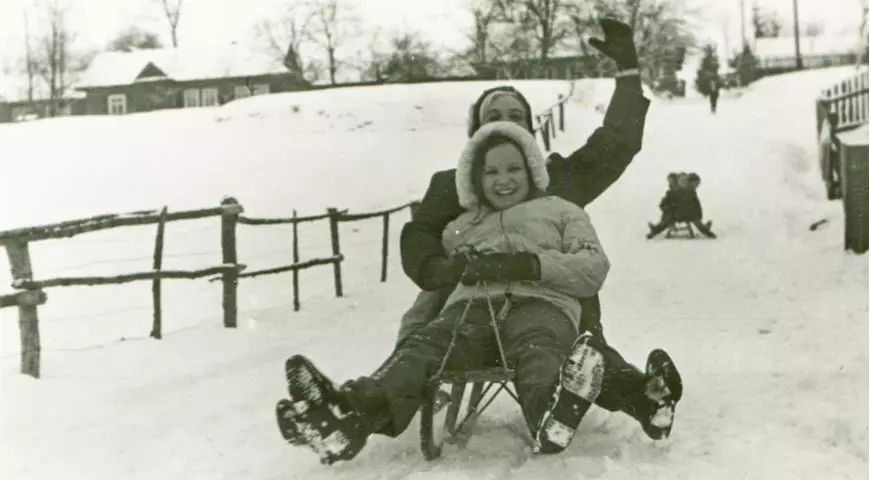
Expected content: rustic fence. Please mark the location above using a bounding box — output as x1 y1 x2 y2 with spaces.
535 81 575 152
0 197 415 378
0 83 578 378
815 66 869 254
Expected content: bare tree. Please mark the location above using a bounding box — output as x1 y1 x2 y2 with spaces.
253 4 316 83
752 4 782 39
308 0 359 85
353 29 391 82
24 6 37 104
464 0 503 64
109 26 163 52
155 0 184 47
31 0 84 117
382 30 444 82
565 0 698 83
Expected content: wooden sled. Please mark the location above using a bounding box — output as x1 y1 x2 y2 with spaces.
665 221 696 238
664 220 715 239
419 366 520 460
417 292 522 461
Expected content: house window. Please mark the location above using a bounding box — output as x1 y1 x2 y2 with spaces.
183 89 201 108
108 94 127 115
234 85 252 99
252 84 270 95
201 88 220 106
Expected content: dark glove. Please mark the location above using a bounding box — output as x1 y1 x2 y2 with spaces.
588 18 639 70
420 254 469 291
460 252 541 286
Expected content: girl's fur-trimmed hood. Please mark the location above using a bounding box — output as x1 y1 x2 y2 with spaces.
456 121 549 209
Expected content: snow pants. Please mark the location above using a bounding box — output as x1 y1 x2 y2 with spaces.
368 297 650 438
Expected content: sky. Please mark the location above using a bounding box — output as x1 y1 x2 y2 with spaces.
0 0 865 95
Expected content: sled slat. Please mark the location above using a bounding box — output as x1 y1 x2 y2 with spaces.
435 368 515 384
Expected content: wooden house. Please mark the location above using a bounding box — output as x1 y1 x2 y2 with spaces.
75 45 306 115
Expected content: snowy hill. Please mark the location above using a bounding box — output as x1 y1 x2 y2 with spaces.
1 70 867 480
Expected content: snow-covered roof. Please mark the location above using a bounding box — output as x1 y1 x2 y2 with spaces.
754 34 864 59
77 45 291 89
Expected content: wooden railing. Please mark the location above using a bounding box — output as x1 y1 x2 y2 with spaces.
817 67 869 135
0 197 415 378
535 81 576 152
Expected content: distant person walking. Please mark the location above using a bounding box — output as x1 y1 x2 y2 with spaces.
708 77 720 114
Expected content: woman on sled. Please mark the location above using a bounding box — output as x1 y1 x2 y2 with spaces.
276 121 682 465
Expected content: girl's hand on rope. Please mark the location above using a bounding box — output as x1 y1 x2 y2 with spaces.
419 245 481 291
460 252 541 286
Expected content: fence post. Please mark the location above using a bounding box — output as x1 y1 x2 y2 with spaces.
840 133 869 254
327 208 344 297
542 121 551 151
150 207 168 339
381 213 390 283
550 111 556 139
558 95 565 132
220 197 242 328
292 210 300 312
4 241 41 378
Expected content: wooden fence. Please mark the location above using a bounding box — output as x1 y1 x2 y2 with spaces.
0 197 415 378
815 66 869 254
0 83 577 378
535 81 575 151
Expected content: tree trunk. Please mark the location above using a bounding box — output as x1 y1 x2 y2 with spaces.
328 46 337 84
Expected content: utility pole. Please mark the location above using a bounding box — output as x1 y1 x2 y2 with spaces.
739 0 746 47
792 0 803 69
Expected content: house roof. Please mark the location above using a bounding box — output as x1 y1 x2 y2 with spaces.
754 34 864 59
76 45 291 89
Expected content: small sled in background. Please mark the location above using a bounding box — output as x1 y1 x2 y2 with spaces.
663 220 715 239
647 172 716 240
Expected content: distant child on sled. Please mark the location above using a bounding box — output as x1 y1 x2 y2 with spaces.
275 121 683 465
647 172 716 239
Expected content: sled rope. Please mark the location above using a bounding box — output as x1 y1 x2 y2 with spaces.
484 286 511 371
432 284 480 380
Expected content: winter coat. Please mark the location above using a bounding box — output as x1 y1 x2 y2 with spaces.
395 78 649 345
669 188 703 221
441 121 610 329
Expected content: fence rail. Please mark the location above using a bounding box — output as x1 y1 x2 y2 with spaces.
0 82 577 379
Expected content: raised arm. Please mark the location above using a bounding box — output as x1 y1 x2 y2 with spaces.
399 170 465 290
547 18 651 208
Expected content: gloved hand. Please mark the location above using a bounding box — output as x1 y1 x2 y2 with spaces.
588 18 639 70
420 255 469 291
460 252 541 286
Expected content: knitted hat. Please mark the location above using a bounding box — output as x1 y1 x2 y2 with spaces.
466 86 534 138
456 121 549 209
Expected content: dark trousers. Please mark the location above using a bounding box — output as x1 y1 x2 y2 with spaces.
370 297 649 437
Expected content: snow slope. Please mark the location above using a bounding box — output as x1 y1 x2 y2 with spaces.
1 70 867 480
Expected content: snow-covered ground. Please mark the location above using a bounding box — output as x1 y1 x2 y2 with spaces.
0 69 867 480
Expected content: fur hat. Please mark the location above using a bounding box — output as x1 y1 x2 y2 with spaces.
466 86 534 138
456 121 549 209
